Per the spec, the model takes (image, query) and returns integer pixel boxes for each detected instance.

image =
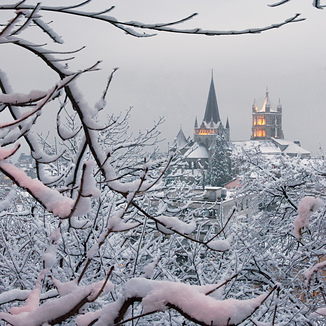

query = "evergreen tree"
[209,135,232,186]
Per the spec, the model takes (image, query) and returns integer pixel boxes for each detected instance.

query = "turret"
[252,99,257,113]
[277,99,282,113]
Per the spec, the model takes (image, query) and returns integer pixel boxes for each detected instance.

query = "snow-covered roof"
[232,139,310,157]
[271,138,311,156]
[232,140,280,155]
[260,145,282,155]
[185,143,209,159]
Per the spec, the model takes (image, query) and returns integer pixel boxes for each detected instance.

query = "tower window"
[254,115,266,126]
[254,128,265,138]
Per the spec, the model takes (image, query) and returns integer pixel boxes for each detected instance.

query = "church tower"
[194,73,229,149]
[251,89,284,140]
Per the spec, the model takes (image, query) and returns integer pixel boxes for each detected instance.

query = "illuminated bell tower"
[251,88,284,140]
[194,73,228,149]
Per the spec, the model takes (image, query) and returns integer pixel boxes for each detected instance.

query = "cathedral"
[251,89,284,140]
[193,74,230,148]
[174,73,310,180]
[175,73,230,171]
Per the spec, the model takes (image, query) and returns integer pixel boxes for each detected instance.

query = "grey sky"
[1,0,326,154]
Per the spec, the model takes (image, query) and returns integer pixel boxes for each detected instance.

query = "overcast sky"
[1,0,326,154]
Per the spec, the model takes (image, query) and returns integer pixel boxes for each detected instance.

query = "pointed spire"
[203,73,220,125]
[194,116,198,128]
[226,117,230,129]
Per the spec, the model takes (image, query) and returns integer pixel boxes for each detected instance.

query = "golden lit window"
[253,128,265,138]
[197,128,216,135]
[254,115,265,126]
[257,115,265,125]
[257,129,265,137]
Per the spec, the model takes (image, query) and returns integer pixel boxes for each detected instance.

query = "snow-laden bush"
[0,1,319,325]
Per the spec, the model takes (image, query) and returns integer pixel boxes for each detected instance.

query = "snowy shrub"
[0,1,318,325]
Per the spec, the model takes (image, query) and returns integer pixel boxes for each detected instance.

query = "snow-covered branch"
[0,2,305,39]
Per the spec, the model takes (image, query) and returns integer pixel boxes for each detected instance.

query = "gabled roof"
[176,127,188,148]
[203,75,220,124]
[232,139,311,157]
[271,138,311,156]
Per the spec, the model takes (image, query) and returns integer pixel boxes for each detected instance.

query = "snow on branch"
[0,90,48,107]
[0,63,100,134]
[9,270,45,315]
[268,0,291,6]
[0,3,305,38]
[0,160,74,218]
[67,160,100,222]
[0,274,114,326]
[0,288,58,306]
[155,215,196,235]
[269,0,325,9]
[293,196,324,240]
[77,278,276,326]
[0,85,59,129]
[206,237,232,252]
[0,11,23,41]
[305,260,326,286]
[32,17,64,44]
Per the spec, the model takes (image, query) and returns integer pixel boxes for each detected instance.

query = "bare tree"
[0,1,323,325]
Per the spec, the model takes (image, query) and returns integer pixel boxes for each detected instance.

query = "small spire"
[194,116,198,128]
[226,117,230,129]
[210,117,214,128]
[277,98,282,112]
[252,99,258,112]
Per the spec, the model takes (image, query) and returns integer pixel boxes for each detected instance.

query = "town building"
[251,88,284,140]
[172,74,311,190]
[174,73,230,172]
[193,74,230,149]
